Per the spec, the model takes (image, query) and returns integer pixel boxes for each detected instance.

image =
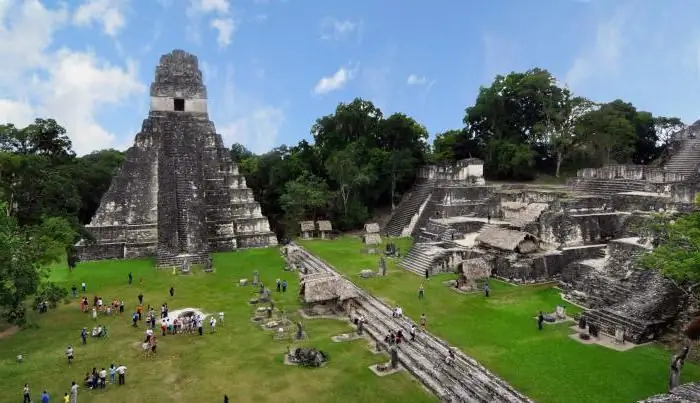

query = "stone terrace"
[288,243,531,403]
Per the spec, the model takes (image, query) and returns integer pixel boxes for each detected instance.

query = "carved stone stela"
[75,50,278,268]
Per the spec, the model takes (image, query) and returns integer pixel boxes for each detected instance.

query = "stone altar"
[363,222,382,245]
[300,221,314,239]
[75,50,277,268]
[316,220,333,240]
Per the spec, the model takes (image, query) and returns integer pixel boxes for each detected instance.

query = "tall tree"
[325,144,370,218]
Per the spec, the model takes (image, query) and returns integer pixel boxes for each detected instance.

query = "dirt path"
[0,325,19,340]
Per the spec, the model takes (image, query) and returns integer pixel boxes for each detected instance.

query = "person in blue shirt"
[109,364,116,384]
[281,279,287,292]
[41,390,49,403]
[81,328,87,345]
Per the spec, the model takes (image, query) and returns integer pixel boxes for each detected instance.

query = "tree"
[230,143,254,163]
[576,104,637,166]
[0,119,74,160]
[325,145,370,218]
[279,173,331,225]
[0,204,75,324]
[537,89,594,177]
[654,117,685,148]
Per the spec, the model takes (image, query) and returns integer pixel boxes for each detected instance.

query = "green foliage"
[279,172,331,225]
[33,282,69,310]
[638,212,700,286]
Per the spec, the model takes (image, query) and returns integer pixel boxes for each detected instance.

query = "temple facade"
[75,50,277,267]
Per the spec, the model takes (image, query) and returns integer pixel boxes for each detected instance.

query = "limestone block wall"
[576,165,687,183]
[156,114,209,258]
[417,158,485,182]
[560,196,610,212]
[538,211,628,246]
[88,128,159,227]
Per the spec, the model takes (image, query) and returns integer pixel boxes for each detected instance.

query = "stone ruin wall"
[417,158,485,184]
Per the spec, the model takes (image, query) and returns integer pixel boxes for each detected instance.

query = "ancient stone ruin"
[386,125,700,344]
[363,222,382,246]
[75,50,277,268]
[299,221,314,239]
[316,220,333,239]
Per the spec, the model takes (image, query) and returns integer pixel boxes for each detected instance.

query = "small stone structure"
[299,221,315,239]
[363,223,382,245]
[299,272,358,305]
[75,50,277,268]
[285,347,328,367]
[316,220,333,240]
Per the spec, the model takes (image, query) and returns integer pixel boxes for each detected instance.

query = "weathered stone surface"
[76,49,277,266]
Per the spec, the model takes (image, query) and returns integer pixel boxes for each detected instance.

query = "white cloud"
[313,66,356,95]
[0,0,145,155]
[320,17,361,41]
[565,14,625,89]
[219,107,284,154]
[189,0,230,14]
[211,17,236,48]
[214,64,285,154]
[406,74,426,85]
[72,0,129,37]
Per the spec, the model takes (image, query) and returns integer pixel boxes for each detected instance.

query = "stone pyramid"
[76,49,278,268]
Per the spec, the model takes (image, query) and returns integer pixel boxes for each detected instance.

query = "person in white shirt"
[116,365,127,385]
[66,346,74,365]
[145,328,153,342]
[218,311,225,324]
[209,317,217,333]
[70,381,78,403]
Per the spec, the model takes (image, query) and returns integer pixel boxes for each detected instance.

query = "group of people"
[79,295,125,319]
[80,325,106,344]
[83,364,128,389]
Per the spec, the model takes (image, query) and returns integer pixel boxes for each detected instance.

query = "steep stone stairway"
[384,180,436,237]
[288,244,531,403]
[664,137,700,176]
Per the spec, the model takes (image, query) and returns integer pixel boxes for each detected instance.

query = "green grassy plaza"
[299,237,700,403]
[0,248,433,403]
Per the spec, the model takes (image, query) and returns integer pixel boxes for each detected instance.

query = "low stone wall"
[417,158,484,182]
[576,165,687,183]
[538,211,628,247]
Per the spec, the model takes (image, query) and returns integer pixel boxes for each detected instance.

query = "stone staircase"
[384,180,436,237]
[664,137,700,176]
[399,243,446,276]
[569,179,651,196]
[288,244,531,403]
[582,308,661,344]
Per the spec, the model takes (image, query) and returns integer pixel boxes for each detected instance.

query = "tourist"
[160,318,167,336]
[70,381,78,403]
[169,286,174,297]
[138,293,143,305]
[137,304,143,320]
[282,279,287,292]
[116,364,127,385]
[119,300,124,314]
[218,311,225,324]
[145,327,153,342]
[210,316,217,333]
[224,395,229,403]
[483,282,490,298]
[63,392,69,403]
[132,312,139,327]
[71,284,77,298]
[418,284,424,299]
[537,311,544,330]
[91,307,97,321]
[410,325,416,341]
[109,364,116,384]
[197,316,203,336]
[99,368,107,388]
[150,335,158,355]
[128,272,132,285]
[80,327,87,345]
[66,345,74,365]
[81,282,86,292]
[23,383,31,403]
[276,278,281,292]
[420,313,427,330]
[41,390,49,403]
[424,269,429,280]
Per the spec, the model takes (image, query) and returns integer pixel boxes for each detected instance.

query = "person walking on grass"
[424,269,429,280]
[537,311,544,331]
[128,272,132,285]
[23,383,31,403]
[70,381,78,403]
[483,282,490,298]
[169,286,174,297]
[418,284,425,300]
[282,279,287,292]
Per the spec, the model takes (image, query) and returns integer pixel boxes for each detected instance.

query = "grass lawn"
[0,248,435,403]
[300,236,700,403]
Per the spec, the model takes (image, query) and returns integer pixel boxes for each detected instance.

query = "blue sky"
[1,0,700,155]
